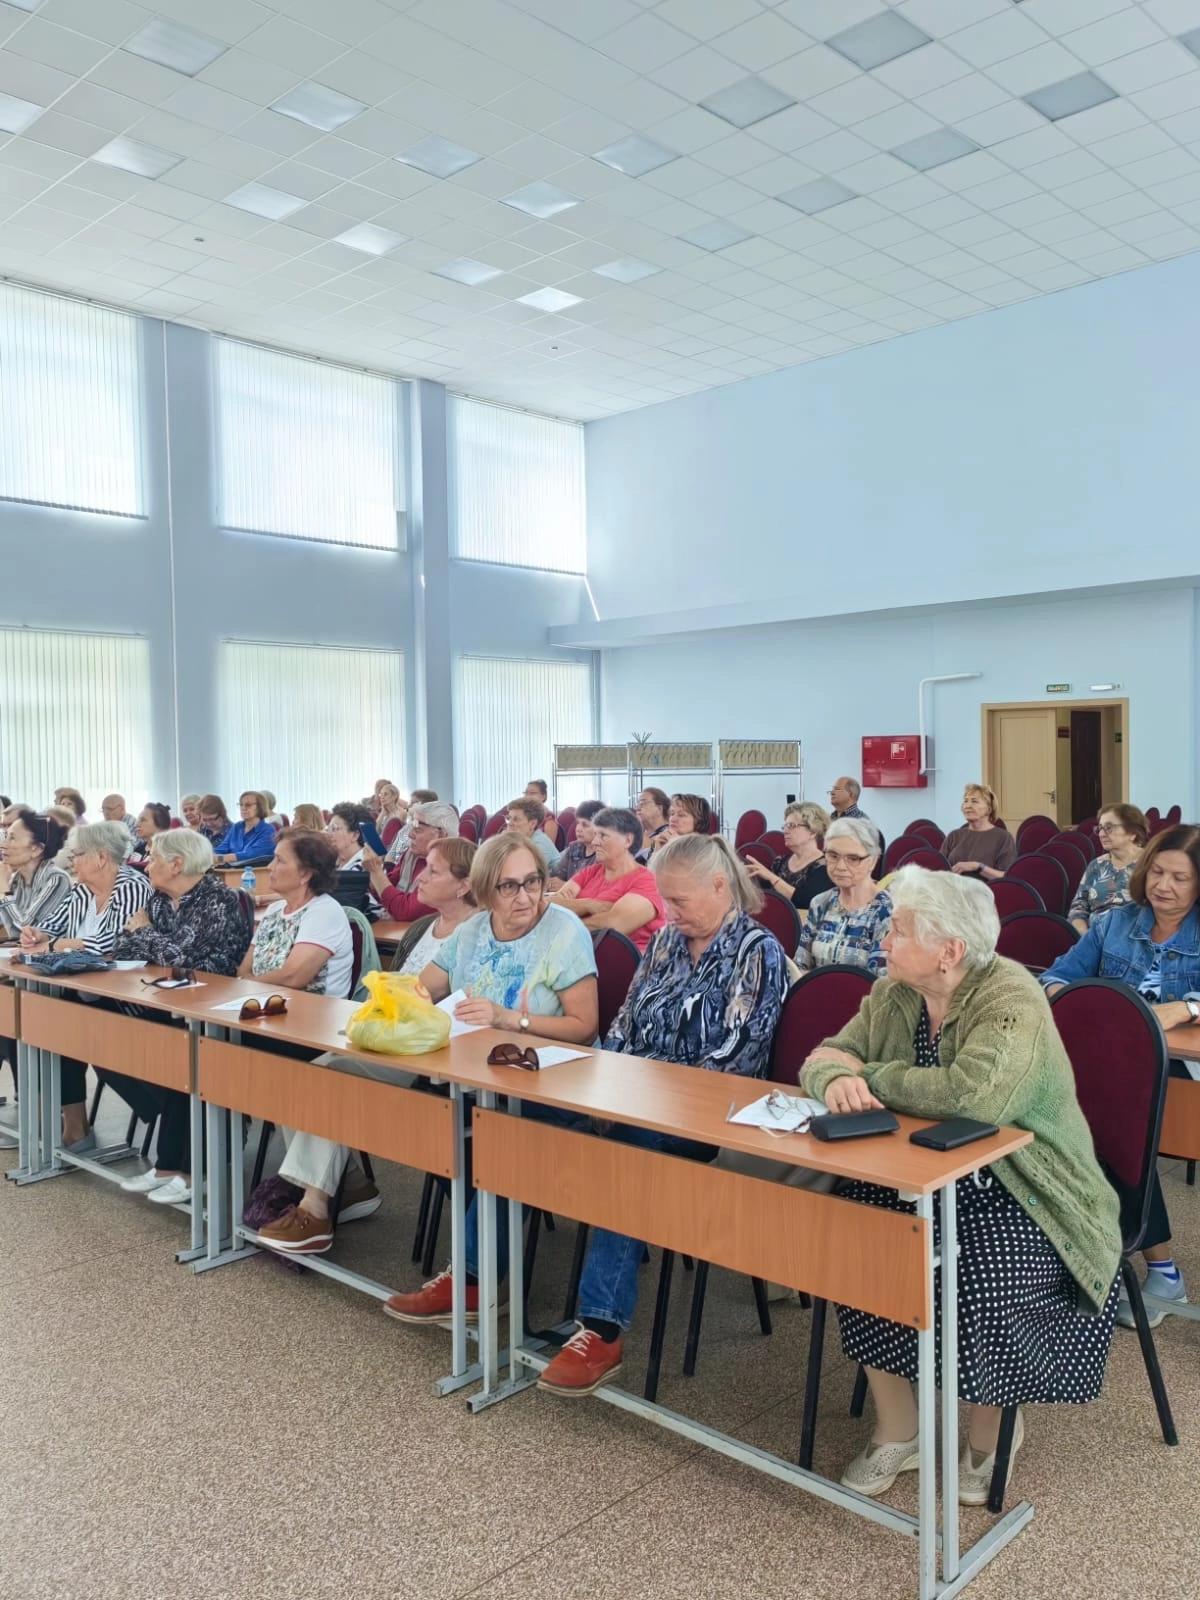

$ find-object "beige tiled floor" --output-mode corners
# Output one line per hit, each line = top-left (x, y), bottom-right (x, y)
(3, 1098), (1199, 1600)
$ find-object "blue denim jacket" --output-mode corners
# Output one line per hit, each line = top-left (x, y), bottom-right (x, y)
(1040, 901), (1200, 1000)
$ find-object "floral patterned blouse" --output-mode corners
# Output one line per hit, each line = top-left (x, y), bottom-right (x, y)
(795, 888), (892, 976)
(1068, 855), (1138, 927)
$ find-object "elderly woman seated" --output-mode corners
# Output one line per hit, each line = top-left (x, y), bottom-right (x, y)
(290, 804), (324, 833)
(129, 801), (171, 867)
(1069, 802), (1147, 932)
(54, 786), (87, 822)
(551, 806), (666, 952)
(796, 817), (891, 974)
(179, 794), (202, 830)
(536, 833), (788, 1396)
(505, 797), (558, 865)
(0, 810), (71, 1141)
(744, 800), (832, 913)
(1042, 823), (1200, 1326)
(365, 799), (459, 921)
(800, 867), (1121, 1505)
(327, 801), (373, 871)
(20, 821), (153, 1152)
(634, 787), (671, 860)
(196, 794), (231, 844)
(549, 798), (603, 888)
(941, 783), (1017, 879)
(110, 830), (252, 1205)
(375, 782), (409, 850)
(213, 791), (276, 864)
(383, 833), (599, 1324)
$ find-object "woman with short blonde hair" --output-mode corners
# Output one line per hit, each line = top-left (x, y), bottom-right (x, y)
(745, 800), (831, 911)
(941, 783), (1017, 880)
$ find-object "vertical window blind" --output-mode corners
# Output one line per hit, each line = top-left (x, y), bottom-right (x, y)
(0, 284), (145, 517)
(453, 656), (594, 812)
(214, 339), (402, 550)
(448, 396), (585, 574)
(0, 628), (153, 814)
(218, 641), (405, 810)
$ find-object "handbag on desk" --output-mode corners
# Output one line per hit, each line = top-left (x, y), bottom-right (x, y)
(19, 951), (114, 975)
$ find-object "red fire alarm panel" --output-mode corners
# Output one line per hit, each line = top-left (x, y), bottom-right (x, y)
(862, 735), (927, 789)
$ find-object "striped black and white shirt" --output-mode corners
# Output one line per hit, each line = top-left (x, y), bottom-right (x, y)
(39, 865), (153, 956)
(0, 862), (73, 940)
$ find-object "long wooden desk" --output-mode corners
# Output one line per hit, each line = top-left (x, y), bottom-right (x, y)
(1162, 1026), (1200, 1156)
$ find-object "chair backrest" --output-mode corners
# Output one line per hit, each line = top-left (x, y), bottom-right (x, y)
(906, 821), (944, 847)
(1038, 837), (1087, 897)
(1006, 852), (1069, 915)
(1015, 814), (1058, 853)
(989, 878), (1044, 917)
(170, 816), (182, 828)
(735, 809), (768, 850)
(1049, 980), (1169, 1253)
(343, 905), (381, 998)
(883, 834), (928, 875)
(1064, 828), (1097, 859)
(1145, 807), (1160, 827)
(235, 889), (255, 944)
(483, 808), (508, 839)
(769, 964), (875, 1087)
(996, 909), (1078, 972)
(904, 817), (937, 831)
(750, 887), (802, 958)
(1165, 805), (1182, 826)
(592, 928), (641, 1040)
(546, 819), (564, 850)
(897, 847), (950, 873)
(740, 840), (774, 868)
(458, 816), (478, 841)
(757, 829), (786, 855)
(708, 809), (721, 834)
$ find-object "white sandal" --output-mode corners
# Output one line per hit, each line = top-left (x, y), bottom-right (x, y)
(840, 1436), (920, 1497)
(958, 1410), (1024, 1506)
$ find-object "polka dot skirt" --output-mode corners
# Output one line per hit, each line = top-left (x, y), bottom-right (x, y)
(836, 1006), (1120, 1407)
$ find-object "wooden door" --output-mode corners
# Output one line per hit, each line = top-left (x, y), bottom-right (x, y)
(989, 708), (1058, 831)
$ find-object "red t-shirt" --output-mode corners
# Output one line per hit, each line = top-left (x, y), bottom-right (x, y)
(571, 862), (666, 952)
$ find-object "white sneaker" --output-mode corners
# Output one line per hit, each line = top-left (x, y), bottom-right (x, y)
(1119, 1270), (1189, 1330)
(120, 1168), (171, 1194)
(146, 1175), (192, 1205)
(959, 1410), (1024, 1506)
(840, 1436), (920, 1497)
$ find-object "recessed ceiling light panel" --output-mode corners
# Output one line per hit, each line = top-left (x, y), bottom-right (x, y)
(680, 219), (752, 251)
(699, 75), (796, 129)
(272, 82), (365, 133)
(225, 182), (306, 220)
(1182, 27), (1200, 62)
(780, 177), (856, 214)
(892, 128), (979, 171)
(1024, 72), (1118, 122)
(517, 287), (583, 312)
(593, 134), (677, 177)
(502, 181), (581, 218)
(827, 12), (932, 72)
(335, 223), (406, 255)
(395, 135), (481, 179)
(124, 18), (226, 77)
(0, 91), (43, 135)
(93, 137), (182, 179)
(434, 258), (504, 285)
(594, 257), (661, 283)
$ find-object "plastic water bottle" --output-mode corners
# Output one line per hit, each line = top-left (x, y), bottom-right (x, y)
(241, 865), (256, 897)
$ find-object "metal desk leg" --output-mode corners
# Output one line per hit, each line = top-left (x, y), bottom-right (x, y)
(433, 1083), (487, 1398)
(941, 1179), (960, 1586)
(8, 1037), (38, 1181)
(176, 1021), (205, 1264)
(916, 1192), (937, 1600)
(17, 1048), (75, 1186)
(469, 1098), (538, 1414)
(192, 1024), (256, 1275)
(472, 1090), (501, 1405)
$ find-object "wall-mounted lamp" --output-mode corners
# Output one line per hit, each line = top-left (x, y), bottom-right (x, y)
(1089, 683), (1121, 692)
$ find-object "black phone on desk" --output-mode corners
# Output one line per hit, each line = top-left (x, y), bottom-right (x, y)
(909, 1117), (998, 1151)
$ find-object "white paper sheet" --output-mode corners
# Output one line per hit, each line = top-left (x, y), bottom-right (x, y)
(528, 1046), (589, 1069)
(438, 990), (485, 1038)
(112, 960), (148, 971)
(210, 996), (274, 1013)
(727, 1091), (826, 1133)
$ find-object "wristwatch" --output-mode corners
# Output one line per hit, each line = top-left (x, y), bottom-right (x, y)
(517, 1013), (531, 1032)
(1186, 999), (1200, 1023)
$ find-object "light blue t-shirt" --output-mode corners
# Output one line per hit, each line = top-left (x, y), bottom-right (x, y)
(433, 903), (597, 1015)
(528, 829), (558, 866)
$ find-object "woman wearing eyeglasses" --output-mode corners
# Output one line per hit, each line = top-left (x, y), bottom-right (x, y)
(744, 800), (831, 914)
(1070, 803), (1146, 932)
(795, 817), (891, 976)
(383, 832), (599, 1327)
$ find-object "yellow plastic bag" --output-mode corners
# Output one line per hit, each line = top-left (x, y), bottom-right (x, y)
(345, 970), (451, 1056)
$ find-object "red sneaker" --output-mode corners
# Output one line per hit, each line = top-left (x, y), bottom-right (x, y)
(537, 1323), (623, 1396)
(382, 1270), (477, 1325)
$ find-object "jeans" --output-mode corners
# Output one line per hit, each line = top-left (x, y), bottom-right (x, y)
(464, 1102), (590, 1279)
(577, 1124), (716, 1332)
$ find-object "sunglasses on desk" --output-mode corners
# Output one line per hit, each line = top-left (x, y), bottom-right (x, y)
(239, 994), (288, 1022)
(486, 1043), (539, 1071)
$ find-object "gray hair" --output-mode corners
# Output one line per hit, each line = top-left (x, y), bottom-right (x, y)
(592, 805), (643, 855)
(839, 775), (861, 800)
(826, 816), (881, 857)
(888, 864), (1000, 971)
(68, 820), (131, 868)
(652, 831), (763, 914)
(412, 800), (459, 836)
(150, 827), (214, 877)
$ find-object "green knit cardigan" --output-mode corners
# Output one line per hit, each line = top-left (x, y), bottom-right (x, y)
(800, 955), (1122, 1314)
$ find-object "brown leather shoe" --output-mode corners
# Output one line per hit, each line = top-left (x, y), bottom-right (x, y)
(256, 1205), (334, 1254)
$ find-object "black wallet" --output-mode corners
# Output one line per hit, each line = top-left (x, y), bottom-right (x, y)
(809, 1109), (900, 1141)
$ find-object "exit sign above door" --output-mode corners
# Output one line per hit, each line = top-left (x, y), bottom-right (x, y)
(1045, 683), (1071, 693)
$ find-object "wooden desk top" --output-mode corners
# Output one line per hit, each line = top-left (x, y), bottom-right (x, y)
(1165, 1025), (1200, 1063)
(1, 959), (199, 1018)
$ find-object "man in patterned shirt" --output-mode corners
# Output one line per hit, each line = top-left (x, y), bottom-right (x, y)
(829, 775), (868, 820)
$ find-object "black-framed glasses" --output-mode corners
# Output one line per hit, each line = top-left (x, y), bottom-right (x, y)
(495, 873), (543, 900)
(824, 850), (870, 866)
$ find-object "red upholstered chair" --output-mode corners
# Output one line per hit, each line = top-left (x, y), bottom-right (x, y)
(735, 809), (768, 850)
(1145, 807), (1161, 829)
(707, 810), (721, 834)
(904, 817), (938, 831)
(1006, 852), (1069, 915)
(557, 807), (576, 844)
(751, 887), (802, 958)
(995, 909), (1078, 972)
(740, 840), (774, 868)
(545, 819), (564, 850)
(458, 816), (478, 842)
(882, 835), (928, 875)
(1038, 837), (1087, 898)
(1016, 815), (1058, 853)
(895, 848), (949, 873)
(235, 890), (255, 944)
(981, 981), (1177, 1510)
(907, 821), (944, 848)
(989, 878), (1044, 917)
(483, 808), (507, 839)
(170, 816), (182, 828)
(1165, 805), (1182, 826)
(758, 829), (786, 855)
(1064, 828), (1097, 859)
(592, 928), (641, 1040)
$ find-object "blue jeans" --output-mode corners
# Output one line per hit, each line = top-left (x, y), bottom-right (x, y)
(464, 1102), (588, 1279)
(578, 1123), (716, 1332)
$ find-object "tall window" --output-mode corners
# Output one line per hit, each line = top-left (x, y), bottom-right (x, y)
(0, 628), (153, 813)
(454, 656), (594, 811)
(214, 339), (403, 550)
(218, 641), (405, 810)
(448, 396), (585, 574)
(0, 284), (145, 517)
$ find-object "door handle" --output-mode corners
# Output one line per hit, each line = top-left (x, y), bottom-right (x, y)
(1044, 790), (1056, 802)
